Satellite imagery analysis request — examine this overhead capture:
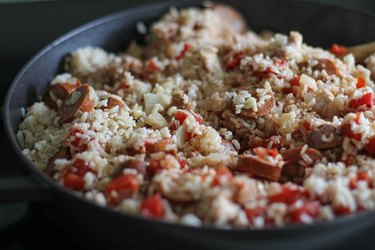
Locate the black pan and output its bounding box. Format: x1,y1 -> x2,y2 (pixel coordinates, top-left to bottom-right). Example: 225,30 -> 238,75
2,0 -> 375,249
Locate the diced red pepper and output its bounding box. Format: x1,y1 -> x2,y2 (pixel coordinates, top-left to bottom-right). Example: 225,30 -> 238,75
349,93 -> 375,110
140,193 -> 165,219
333,206 -> 351,216
145,60 -> 160,73
63,172 -> 84,190
356,77 -> 366,89
341,123 -> 362,141
175,43 -> 191,61
147,159 -> 162,177
245,206 -> 266,220
290,76 -> 301,86
74,158 -> 91,176
253,147 -> 279,159
343,154 -> 354,167
69,128 -> 88,152
175,111 -> 202,125
226,53 -> 243,70
212,166 -> 233,186
178,159 -> 187,169
268,186 -> 302,205
365,137 -> 375,155
330,43 -> 347,56
357,171 -> 370,182
349,177 -> 357,189
105,174 -> 140,205
290,201 -> 320,223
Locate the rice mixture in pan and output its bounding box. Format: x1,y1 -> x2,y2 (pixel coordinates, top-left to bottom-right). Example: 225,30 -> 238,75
17,4 -> 375,228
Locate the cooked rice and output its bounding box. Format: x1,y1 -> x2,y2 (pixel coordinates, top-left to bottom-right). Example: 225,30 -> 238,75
17,4 -> 375,228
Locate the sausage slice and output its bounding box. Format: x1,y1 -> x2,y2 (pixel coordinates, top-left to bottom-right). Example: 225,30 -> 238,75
45,147 -> 71,176
307,124 -> 342,150
236,155 -> 282,181
42,82 -> 81,110
312,59 -> 338,75
58,84 -> 96,124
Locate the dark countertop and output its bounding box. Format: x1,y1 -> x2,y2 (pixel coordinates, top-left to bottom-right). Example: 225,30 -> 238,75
2,1 -> 375,249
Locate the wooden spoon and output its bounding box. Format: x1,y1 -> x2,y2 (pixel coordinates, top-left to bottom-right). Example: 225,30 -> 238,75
346,41 -> 375,62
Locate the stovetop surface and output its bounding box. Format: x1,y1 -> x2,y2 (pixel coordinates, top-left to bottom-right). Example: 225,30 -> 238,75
2,1 -> 375,249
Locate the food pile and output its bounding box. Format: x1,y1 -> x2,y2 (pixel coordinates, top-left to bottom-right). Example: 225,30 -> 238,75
17,4 -> 375,228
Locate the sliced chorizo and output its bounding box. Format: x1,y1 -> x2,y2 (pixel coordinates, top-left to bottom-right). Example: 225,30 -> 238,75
307,124 -> 342,150
100,96 -> 126,110
236,155 -> 282,182
58,84 -> 96,124
146,138 -> 177,155
111,159 -> 147,177
45,147 -> 71,176
280,146 -> 322,182
42,82 -> 81,110
312,59 -> 338,75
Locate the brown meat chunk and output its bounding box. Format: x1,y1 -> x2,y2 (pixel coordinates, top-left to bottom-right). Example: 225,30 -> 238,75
236,155 -> 282,181
45,147 -> 71,176
280,146 -> 323,182
58,84 -> 96,124
307,124 -> 342,150
146,139 -> 177,155
312,59 -> 338,75
100,96 -> 126,110
42,82 -> 81,110
111,159 -> 147,177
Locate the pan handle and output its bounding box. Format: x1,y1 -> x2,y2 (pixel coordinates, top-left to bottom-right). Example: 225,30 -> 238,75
0,176 -> 51,204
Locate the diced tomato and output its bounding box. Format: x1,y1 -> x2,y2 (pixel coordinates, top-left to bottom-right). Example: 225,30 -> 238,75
330,43 -> 347,56
268,186 -> 302,205
69,128 -> 88,152
349,93 -> 375,110
333,206 -> 351,216
341,123 -> 362,141
63,172 -> 84,190
349,177 -> 357,189
212,166 -> 233,186
105,174 -> 140,205
178,159 -> 187,169
356,77 -> 366,89
282,87 -> 294,94
274,58 -> 287,69
74,158 -> 91,176
253,147 -> 279,159
147,159 -> 162,177
245,206 -> 265,220
302,120 -> 313,132
175,111 -> 202,125
290,201 -> 320,223
140,193 -> 165,219
226,52 -> 243,70
357,171 -> 370,182
145,60 -> 160,73
365,137 -> 375,155
290,76 -> 301,87
343,154 -> 354,167
175,43 -> 191,61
